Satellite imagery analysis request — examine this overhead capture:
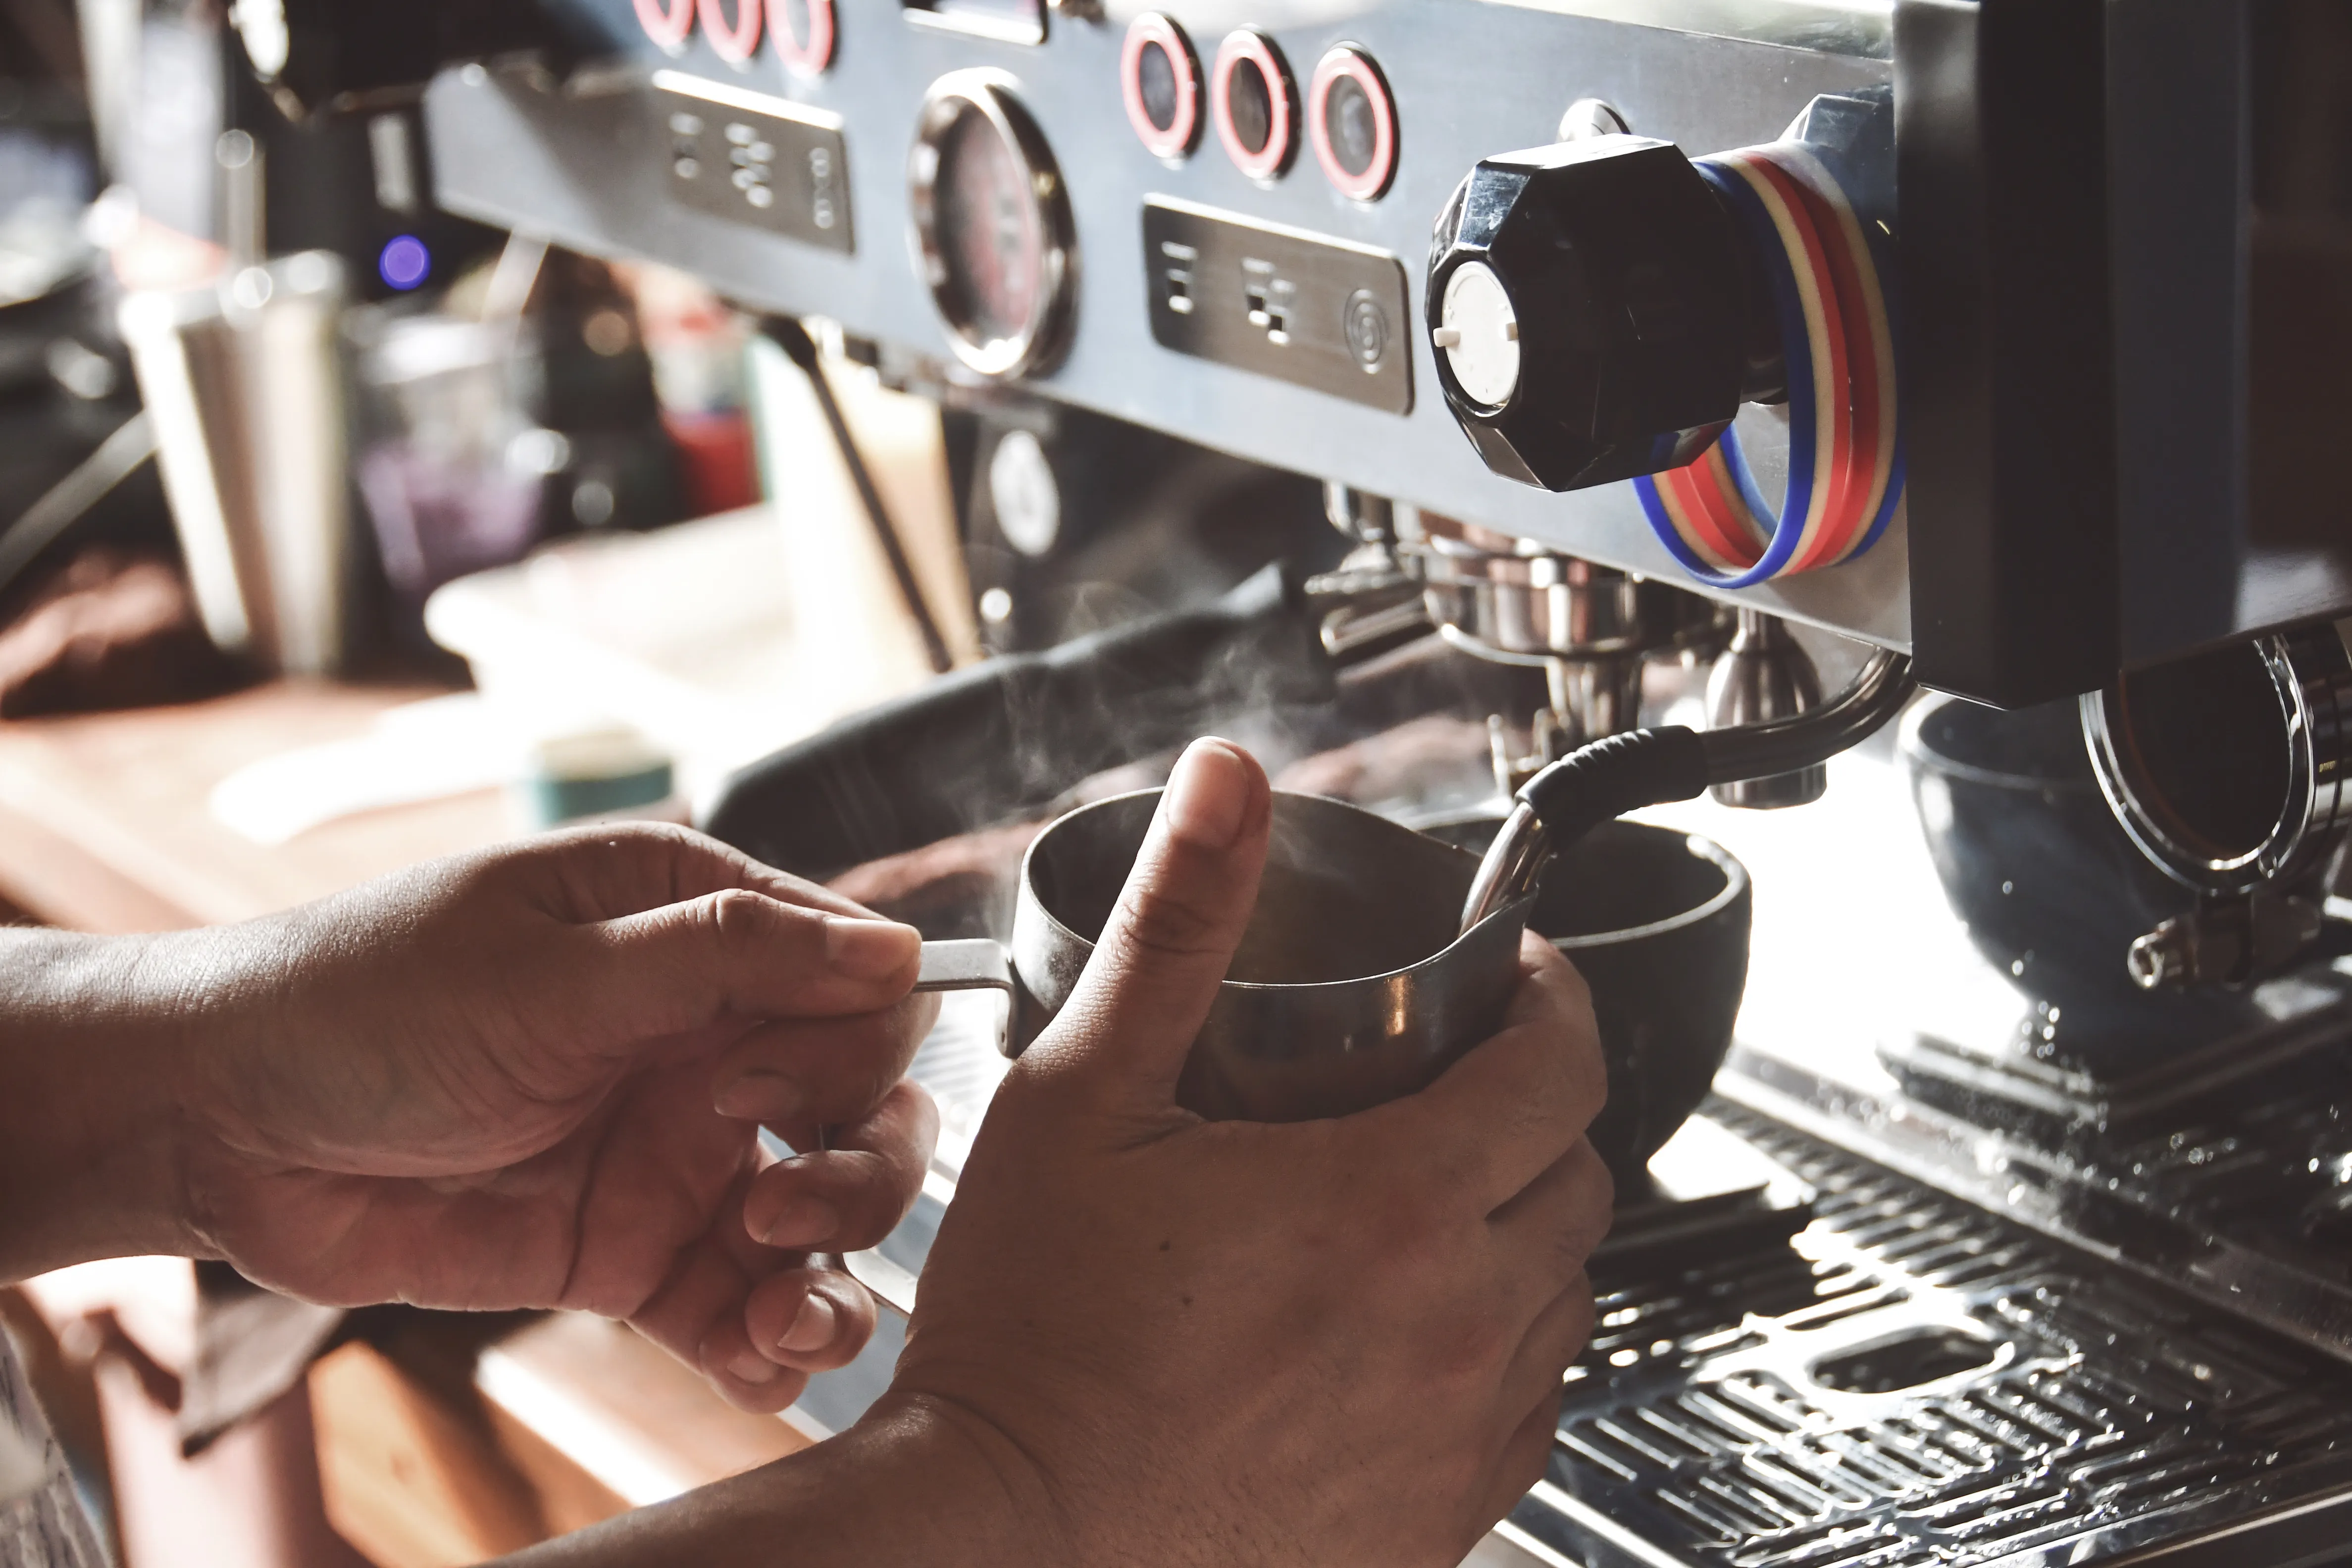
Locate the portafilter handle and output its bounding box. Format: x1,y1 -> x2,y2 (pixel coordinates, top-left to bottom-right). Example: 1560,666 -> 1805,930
1462,649 -> 1917,932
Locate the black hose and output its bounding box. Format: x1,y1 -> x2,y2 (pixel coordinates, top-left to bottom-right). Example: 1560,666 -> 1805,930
1463,651 -> 1916,929
1519,726 -> 1713,849
761,317 -> 954,675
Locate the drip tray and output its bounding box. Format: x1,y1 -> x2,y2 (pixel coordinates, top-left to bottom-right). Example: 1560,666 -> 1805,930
1507,1104 -> 2352,1568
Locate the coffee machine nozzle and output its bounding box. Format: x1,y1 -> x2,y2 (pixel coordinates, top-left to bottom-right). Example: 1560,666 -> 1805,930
1463,646 -> 1917,931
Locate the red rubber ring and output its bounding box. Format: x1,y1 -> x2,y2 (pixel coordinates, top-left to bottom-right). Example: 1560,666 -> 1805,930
1122,14 -> 1200,160
1306,45 -> 1395,201
1211,30 -> 1295,182
698,0 -> 763,65
774,0 -> 834,75
635,0 -> 695,50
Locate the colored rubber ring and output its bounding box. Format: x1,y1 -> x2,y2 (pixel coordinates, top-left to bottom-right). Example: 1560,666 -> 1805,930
774,0 -> 834,75
636,0 -> 695,49
1639,142 -> 1908,588
1211,30 -> 1296,182
698,0 -> 762,65
1771,145 -> 1902,564
1122,14 -> 1200,160
1306,45 -> 1396,202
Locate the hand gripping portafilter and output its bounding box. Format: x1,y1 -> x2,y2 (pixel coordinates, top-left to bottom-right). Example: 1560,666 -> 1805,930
1462,650 -> 1917,932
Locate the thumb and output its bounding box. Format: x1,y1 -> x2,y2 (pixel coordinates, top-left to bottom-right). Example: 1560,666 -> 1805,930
1026,737 -> 1271,1101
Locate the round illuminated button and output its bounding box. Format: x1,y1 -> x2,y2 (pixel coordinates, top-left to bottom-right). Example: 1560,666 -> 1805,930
1122,14 -> 1200,161
1211,30 -> 1296,182
1435,260 -> 1520,408
635,0 -> 695,49
697,0 -> 762,65
1307,45 -> 1396,201
771,0 -> 834,74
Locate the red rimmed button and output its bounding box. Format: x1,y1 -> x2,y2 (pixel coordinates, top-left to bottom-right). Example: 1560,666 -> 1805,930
697,0 -> 763,65
1307,45 -> 1396,201
635,0 -> 695,50
771,0 -> 835,75
1211,30 -> 1296,182
1122,14 -> 1200,161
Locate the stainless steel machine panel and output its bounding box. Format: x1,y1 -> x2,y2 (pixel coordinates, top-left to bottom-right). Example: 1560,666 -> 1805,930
421,0 -> 1907,648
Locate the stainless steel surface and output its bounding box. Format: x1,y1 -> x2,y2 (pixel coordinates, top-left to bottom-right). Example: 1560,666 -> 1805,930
2084,619 -> 2352,900
838,1242 -> 923,1318
1014,788 -> 1534,1120
1324,481 -> 1395,544
915,937 -> 1016,994
1416,527 -> 1717,788
1462,800 -> 1546,939
1702,648 -> 1912,786
1419,531 -> 1698,663
115,251 -> 354,675
1721,1023 -> 2352,1370
1706,608 -> 1826,809
1555,95 -> 1630,142
1510,1101 -> 2352,1568
423,0 -> 1910,647
2126,894 -> 2326,992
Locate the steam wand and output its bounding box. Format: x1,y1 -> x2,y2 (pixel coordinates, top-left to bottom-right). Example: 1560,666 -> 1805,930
1461,650 -> 1917,933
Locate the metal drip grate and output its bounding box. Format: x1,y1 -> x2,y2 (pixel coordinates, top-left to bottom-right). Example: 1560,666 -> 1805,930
1509,1105 -> 2352,1568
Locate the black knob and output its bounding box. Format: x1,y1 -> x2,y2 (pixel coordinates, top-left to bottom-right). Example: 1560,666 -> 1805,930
235,0 -> 574,118
1426,137 -> 1770,494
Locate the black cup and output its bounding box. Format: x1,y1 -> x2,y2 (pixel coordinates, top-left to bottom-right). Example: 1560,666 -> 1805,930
1424,817 -> 1752,1187
1898,696 -> 2226,1050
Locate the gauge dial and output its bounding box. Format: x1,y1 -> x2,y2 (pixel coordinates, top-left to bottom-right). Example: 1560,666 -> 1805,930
910,72 -> 1076,378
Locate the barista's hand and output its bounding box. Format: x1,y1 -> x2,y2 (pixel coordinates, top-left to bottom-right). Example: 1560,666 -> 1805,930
2,823 -> 937,1412
886,740 -> 1612,1568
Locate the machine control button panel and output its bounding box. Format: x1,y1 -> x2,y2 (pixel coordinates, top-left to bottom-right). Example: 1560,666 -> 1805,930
656,76 -> 854,253
1143,197 -> 1411,414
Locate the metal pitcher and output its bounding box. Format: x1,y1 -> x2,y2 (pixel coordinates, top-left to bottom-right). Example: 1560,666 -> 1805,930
916,788 -> 1537,1122
838,787 -> 1534,1313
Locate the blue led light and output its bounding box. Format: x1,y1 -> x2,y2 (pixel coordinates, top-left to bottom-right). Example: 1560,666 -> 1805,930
378,235 -> 431,291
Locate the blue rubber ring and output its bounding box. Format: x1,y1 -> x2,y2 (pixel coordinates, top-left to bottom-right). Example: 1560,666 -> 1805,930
1638,158 -> 1820,590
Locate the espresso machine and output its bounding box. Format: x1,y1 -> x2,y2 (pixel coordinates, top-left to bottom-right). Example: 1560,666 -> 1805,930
232,0 -> 2352,1560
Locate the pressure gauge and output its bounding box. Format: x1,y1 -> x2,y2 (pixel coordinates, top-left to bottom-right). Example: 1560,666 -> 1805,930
909,72 -> 1077,378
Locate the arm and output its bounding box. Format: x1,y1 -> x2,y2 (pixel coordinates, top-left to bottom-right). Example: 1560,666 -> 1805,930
0,821 -> 941,1409
0,927 -> 207,1281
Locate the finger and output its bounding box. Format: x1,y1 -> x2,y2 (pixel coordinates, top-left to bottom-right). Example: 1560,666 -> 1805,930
524,820 -> 884,925
1023,738 -> 1272,1100
1367,937 -> 1604,1212
1486,1137 -> 1614,1276
711,1000 -> 940,1131
575,889 -> 924,1045
626,1226 -> 801,1411
741,1081 -> 940,1252
743,1266 -> 876,1375
696,1308 -> 813,1414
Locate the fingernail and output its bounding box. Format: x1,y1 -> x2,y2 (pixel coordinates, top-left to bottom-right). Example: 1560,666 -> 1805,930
1163,739 -> 1250,849
715,1070 -> 801,1122
824,916 -> 921,980
727,1349 -> 781,1385
777,1292 -> 839,1355
759,1195 -> 840,1249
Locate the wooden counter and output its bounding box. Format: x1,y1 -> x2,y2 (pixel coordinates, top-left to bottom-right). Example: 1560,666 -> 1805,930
0,681 -> 510,932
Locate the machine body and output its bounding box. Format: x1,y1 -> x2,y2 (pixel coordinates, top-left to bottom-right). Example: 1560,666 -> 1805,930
257,0 -> 2352,1562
